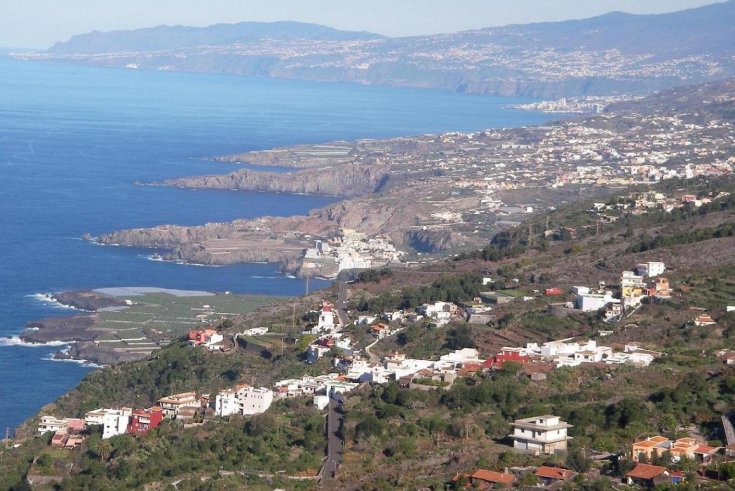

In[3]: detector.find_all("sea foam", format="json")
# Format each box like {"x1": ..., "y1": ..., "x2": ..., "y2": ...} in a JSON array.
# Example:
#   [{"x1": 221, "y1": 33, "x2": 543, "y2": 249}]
[{"x1": 0, "y1": 336, "x2": 70, "y2": 348}]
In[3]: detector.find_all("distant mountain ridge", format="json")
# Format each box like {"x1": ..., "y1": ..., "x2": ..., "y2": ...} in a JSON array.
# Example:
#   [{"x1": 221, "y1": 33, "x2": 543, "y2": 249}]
[
  {"x1": 24, "y1": 1, "x2": 735, "y2": 97},
  {"x1": 48, "y1": 21, "x2": 382, "y2": 54}
]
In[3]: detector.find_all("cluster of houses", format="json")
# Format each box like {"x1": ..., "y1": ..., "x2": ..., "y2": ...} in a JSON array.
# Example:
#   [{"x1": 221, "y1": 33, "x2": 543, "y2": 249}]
[
  {"x1": 299, "y1": 228, "x2": 403, "y2": 278},
  {"x1": 345, "y1": 348, "x2": 483, "y2": 387},
  {"x1": 453, "y1": 466, "x2": 575, "y2": 489},
  {"x1": 622, "y1": 435, "x2": 727, "y2": 487},
  {"x1": 493, "y1": 339, "x2": 659, "y2": 369},
  {"x1": 452, "y1": 426, "x2": 726, "y2": 488},
  {"x1": 38, "y1": 405, "x2": 164, "y2": 446},
  {"x1": 591, "y1": 190, "x2": 729, "y2": 218},
  {"x1": 564, "y1": 261, "x2": 669, "y2": 322},
  {"x1": 454, "y1": 415, "x2": 575, "y2": 488},
  {"x1": 357, "y1": 301, "x2": 469, "y2": 329},
  {"x1": 37, "y1": 417, "x2": 87, "y2": 449}
]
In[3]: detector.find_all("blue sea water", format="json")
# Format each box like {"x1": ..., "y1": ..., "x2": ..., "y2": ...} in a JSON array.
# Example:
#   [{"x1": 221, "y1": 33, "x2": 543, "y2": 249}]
[{"x1": 0, "y1": 56, "x2": 553, "y2": 433}]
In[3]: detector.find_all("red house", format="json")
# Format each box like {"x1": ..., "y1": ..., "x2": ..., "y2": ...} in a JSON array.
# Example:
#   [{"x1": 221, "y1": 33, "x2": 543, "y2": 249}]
[
  {"x1": 485, "y1": 349, "x2": 529, "y2": 369},
  {"x1": 127, "y1": 407, "x2": 163, "y2": 436},
  {"x1": 545, "y1": 288, "x2": 563, "y2": 296}
]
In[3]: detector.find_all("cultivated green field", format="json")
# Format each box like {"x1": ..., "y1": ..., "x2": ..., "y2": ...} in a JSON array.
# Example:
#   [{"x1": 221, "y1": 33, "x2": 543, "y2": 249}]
[{"x1": 93, "y1": 293, "x2": 281, "y2": 346}]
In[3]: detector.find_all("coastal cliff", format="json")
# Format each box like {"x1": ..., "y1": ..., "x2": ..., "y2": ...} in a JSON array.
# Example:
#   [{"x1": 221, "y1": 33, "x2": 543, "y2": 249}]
[
  {"x1": 94, "y1": 188, "x2": 465, "y2": 269},
  {"x1": 161, "y1": 162, "x2": 391, "y2": 198}
]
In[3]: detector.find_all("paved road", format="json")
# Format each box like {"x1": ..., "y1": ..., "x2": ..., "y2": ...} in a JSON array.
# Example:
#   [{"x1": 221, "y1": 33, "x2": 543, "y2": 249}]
[
  {"x1": 322, "y1": 394, "x2": 344, "y2": 482},
  {"x1": 364, "y1": 338, "x2": 380, "y2": 363}
]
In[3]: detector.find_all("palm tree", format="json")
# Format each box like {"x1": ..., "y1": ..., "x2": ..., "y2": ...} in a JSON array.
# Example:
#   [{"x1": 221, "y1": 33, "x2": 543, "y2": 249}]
[{"x1": 95, "y1": 438, "x2": 113, "y2": 462}]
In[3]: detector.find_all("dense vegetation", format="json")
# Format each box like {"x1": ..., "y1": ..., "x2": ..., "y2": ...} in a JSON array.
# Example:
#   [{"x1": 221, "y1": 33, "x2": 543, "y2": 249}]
[
  {"x1": 627, "y1": 221, "x2": 735, "y2": 253},
  {"x1": 355, "y1": 273, "x2": 484, "y2": 313}
]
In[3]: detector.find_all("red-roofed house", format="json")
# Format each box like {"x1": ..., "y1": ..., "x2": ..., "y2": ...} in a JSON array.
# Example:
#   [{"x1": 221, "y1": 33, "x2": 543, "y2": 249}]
[
  {"x1": 485, "y1": 348, "x2": 529, "y2": 369},
  {"x1": 626, "y1": 464, "x2": 666, "y2": 487},
  {"x1": 694, "y1": 444, "x2": 720, "y2": 464},
  {"x1": 535, "y1": 466, "x2": 574, "y2": 485},
  {"x1": 469, "y1": 469, "x2": 515, "y2": 489},
  {"x1": 626, "y1": 464, "x2": 683, "y2": 487}
]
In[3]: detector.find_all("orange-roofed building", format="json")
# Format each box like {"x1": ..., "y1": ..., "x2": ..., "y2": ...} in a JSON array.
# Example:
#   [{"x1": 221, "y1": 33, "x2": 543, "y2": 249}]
[
  {"x1": 626, "y1": 463, "x2": 667, "y2": 487},
  {"x1": 648, "y1": 277, "x2": 672, "y2": 299},
  {"x1": 632, "y1": 436, "x2": 702, "y2": 462},
  {"x1": 188, "y1": 328, "x2": 224, "y2": 348},
  {"x1": 694, "y1": 314, "x2": 716, "y2": 327},
  {"x1": 535, "y1": 466, "x2": 574, "y2": 484},
  {"x1": 694, "y1": 443, "x2": 720, "y2": 464},
  {"x1": 632, "y1": 435, "x2": 670, "y2": 461},
  {"x1": 469, "y1": 469, "x2": 515, "y2": 489},
  {"x1": 51, "y1": 432, "x2": 69, "y2": 448},
  {"x1": 158, "y1": 392, "x2": 199, "y2": 418}
]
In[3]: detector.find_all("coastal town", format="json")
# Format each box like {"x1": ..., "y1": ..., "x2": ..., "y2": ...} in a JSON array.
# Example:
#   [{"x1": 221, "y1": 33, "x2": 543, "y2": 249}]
[{"x1": 96, "y1": 78, "x2": 735, "y2": 273}]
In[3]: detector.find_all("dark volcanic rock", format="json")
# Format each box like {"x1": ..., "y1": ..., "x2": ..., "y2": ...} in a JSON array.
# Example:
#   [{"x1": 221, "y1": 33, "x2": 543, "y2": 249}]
[
  {"x1": 52, "y1": 290, "x2": 127, "y2": 311},
  {"x1": 22, "y1": 315, "x2": 98, "y2": 343},
  {"x1": 61, "y1": 341, "x2": 151, "y2": 366}
]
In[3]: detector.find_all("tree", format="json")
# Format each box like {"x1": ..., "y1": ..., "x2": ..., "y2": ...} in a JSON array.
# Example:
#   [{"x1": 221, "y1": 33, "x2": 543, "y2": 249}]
[
  {"x1": 565, "y1": 447, "x2": 592, "y2": 473},
  {"x1": 95, "y1": 438, "x2": 113, "y2": 462}
]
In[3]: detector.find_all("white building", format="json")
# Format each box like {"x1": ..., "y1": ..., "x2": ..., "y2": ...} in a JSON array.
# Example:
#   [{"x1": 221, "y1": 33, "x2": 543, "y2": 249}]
[
  {"x1": 338, "y1": 253, "x2": 372, "y2": 271},
  {"x1": 38, "y1": 416, "x2": 72, "y2": 434},
  {"x1": 101, "y1": 408, "x2": 133, "y2": 439},
  {"x1": 575, "y1": 291, "x2": 619, "y2": 312},
  {"x1": 317, "y1": 304, "x2": 336, "y2": 331},
  {"x1": 84, "y1": 408, "x2": 133, "y2": 439},
  {"x1": 273, "y1": 374, "x2": 340, "y2": 399},
  {"x1": 382, "y1": 311, "x2": 404, "y2": 322},
  {"x1": 215, "y1": 385, "x2": 273, "y2": 417},
  {"x1": 621, "y1": 271, "x2": 645, "y2": 288},
  {"x1": 242, "y1": 327, "x2": 269, "y2": 336},
  {"x1": 313, "y1": 395, "x2": 330, "y2": 410},
  {"x1": 636, "y1": 262, "x2": 666, "y2": 278},
  {"x1": 417, "y1": 302, "x2": 457, "y2": 325},
  {"x1": 439, "y1": 348, "x2": 483, "y2": 365},
  {"x1": 510, "y1": 415, "x2": 572, "y2": 455}
]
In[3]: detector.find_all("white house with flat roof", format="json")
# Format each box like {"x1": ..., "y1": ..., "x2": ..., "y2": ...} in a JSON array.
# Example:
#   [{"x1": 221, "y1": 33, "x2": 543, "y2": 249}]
[
  {"x1": 636, "y1": 262, "x2": 666, "y2": 278},
  {"x1": 101, "y1": 408, "x2": 133, "y2": 439},
  {"x1": 510, "y1": 415, "x2": 572, "y2": 455},
  {"x1": 215, "y1": 385, "x2": 273, "y2": 417}
]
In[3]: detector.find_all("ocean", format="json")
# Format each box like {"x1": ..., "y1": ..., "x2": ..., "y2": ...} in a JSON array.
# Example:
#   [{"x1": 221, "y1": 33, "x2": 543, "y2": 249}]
[{"x1": 0, "y1": 56, "x2": 552, "y2": 433}]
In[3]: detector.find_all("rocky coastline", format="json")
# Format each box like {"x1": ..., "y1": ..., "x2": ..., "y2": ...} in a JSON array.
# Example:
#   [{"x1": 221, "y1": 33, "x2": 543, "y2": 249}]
[{"x1": 159, "y1": 162, "x2": 391, "y2": 198}]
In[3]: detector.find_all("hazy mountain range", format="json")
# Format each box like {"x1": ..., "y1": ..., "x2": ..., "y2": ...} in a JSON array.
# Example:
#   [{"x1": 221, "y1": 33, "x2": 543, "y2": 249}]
[{"x1": 19, "y1": 1, "x2": 735, "y2": 97}]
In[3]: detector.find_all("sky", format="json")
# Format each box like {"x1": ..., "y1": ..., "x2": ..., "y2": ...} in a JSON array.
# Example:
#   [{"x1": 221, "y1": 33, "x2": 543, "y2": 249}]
[{"x1": 0, "y1": 0, "x2": 725, "y2": 49}]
